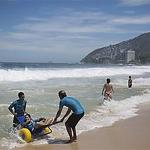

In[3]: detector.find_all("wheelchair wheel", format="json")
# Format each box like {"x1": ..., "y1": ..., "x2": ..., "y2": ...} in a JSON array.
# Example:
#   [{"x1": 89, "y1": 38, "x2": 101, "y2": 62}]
[{"x1": 18, "y1": 128, "x2": 32, "y2": 143}]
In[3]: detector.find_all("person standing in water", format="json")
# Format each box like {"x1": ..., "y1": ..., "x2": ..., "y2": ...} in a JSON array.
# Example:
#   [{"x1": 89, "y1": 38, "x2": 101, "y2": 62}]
[
  {"x1": 53, "y1": 90, "x2": 84, "y2": 143},
  {"x1": 102, "y1": 78, "x2": 114, "y2": 100},
  {"x1": 128, "y1": 76, "x2": 132, "y2": 88},
  {"x1": 8, "y1": 92, "x2": 27, "y2": 127}
]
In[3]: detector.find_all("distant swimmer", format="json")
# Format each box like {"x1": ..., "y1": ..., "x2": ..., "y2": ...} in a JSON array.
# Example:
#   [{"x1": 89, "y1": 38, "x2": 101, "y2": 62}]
[
  {"x1": 102, "y1": 78, "x2": 114, "y2": 101},
  {"x1": 128, "y1": 76, "x2": 132, "y2": 88}
]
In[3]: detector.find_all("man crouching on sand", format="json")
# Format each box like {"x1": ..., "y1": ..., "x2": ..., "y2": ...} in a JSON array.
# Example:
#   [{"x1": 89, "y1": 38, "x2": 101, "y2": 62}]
[{"x1": 53, "y1": 90, "x2": 84, "y2": 143}]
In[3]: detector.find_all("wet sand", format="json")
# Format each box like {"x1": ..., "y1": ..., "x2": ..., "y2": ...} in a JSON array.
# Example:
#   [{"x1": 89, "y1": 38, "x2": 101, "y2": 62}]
[{"x1": 16, "y1": 103, "x2": 150, "y2": 150}]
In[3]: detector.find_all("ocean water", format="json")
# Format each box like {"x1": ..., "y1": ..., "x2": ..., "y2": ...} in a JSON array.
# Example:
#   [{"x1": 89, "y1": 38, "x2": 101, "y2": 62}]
[{"x1": 0, "y1": 63, "x2": 150, "y2": 149}]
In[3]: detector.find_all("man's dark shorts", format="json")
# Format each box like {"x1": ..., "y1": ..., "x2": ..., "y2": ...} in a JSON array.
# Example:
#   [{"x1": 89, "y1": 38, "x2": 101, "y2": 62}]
[
  {"x1": 65, "y1": 112, "x2": 84, "y2": 128},
  {"x1": 13, "y1": 116, "x2": 19, "y2": 127},
  {"x1": 13, "y1": 114, "x2": 24, "y2": 127}
]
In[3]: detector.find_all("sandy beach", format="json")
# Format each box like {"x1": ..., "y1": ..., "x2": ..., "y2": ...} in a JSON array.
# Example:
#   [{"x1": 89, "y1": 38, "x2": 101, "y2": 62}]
[{"x1": 15, "y1": 102, "x2": 150, "y2": 150}]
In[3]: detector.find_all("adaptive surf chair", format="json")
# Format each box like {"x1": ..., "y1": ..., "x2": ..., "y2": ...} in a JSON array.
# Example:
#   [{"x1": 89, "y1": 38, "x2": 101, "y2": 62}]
[{"x1": 16, "y1": 115, "x2": 52, "y2": 143}]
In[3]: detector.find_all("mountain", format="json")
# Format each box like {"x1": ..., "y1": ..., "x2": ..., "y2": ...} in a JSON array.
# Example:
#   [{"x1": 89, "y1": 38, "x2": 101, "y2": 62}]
[{"x1": 81, "y1": 32, "x2": 150, "y2": 64}]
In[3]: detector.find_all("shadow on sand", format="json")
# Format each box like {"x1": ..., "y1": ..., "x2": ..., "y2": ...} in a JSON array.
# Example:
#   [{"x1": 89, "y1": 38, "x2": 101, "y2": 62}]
[{"x1": 47, "y1": 138, "x2": 69, "y2": 144}]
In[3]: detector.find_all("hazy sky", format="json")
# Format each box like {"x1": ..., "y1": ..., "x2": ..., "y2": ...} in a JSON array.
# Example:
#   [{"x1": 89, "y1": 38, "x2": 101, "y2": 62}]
[{"x1": 0, "y1": 0, "x2": 150, "y2": 63}]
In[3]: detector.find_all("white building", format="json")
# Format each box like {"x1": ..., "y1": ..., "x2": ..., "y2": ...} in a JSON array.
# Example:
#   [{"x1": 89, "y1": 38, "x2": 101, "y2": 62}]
[{"x1": 126, "y1": 50, "x2": 135, "y2": 63}]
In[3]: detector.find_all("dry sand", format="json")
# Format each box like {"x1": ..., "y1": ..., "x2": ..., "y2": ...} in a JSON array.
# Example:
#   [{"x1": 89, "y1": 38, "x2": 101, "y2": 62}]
[{"x1": 16, "y1": 103, "x2": 150, "y2": 150}]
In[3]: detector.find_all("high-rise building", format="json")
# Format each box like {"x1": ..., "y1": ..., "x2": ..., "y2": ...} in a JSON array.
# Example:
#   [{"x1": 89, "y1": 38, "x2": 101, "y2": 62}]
[{"x1": 126, "y1": 50, "x2": 135, "y2": 63}]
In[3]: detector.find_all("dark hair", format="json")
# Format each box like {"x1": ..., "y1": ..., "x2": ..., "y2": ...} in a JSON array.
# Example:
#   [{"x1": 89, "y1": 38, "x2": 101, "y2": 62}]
[
  {"x1": 129, "y1": 76, "x2": 131, "y2": 78},
  {"x1": 18, "y1": 92, "x2": 24, "y2": 98},
  {"x1": 107, "y1": 78, "x2": 110, "y2": 83},
  {"x1": 25, "y1": 113, "x2": 31, "y2": 118},
  {"x1": 24, "y1": 113, "x2": 31, "y2": 122},
  {"x1": 58, "y1": 90, "x2": 67, "y2": 99}
]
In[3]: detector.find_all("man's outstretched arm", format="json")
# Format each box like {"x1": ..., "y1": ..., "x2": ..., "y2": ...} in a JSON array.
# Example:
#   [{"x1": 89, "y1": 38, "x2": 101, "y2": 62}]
[
  {"x1": 53, "y1": 107, "x2": 63, "y2": 123},
  {"x1": 60, "y1": 108, "x2": 71, "y2": 122}
]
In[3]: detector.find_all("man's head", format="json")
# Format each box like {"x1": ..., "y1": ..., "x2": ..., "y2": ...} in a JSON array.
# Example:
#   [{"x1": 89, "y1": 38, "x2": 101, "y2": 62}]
[
  {"x1": 18, "y1": 92, "x2": 25, "y2": 99},
  {"x1": 24, "y1": 113, "x2": 31, "y2": 122},
  {"x1": 107, "y1": 78, "x2": 110, "y2": 83},
  {"x1": 129, "y1": 76, "x2": 131, "y2": 79},
  {"x1": 58, "y1": 90, "x2": 67, "y2": 99}
]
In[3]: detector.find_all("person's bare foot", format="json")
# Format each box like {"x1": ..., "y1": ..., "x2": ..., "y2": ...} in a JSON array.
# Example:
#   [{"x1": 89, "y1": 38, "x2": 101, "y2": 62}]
[
  {"x1": 65, "y1": 137, "x2": 77, "y2": 144},
  {"x1": 65, "y1": 139, "x2": 74, "y2": 143},
  {"x1": 72, "y1": 136, "x2": 77, "y2": 141}
]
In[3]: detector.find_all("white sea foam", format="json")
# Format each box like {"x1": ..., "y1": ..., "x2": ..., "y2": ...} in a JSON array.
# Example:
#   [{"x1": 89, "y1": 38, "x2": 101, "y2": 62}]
[
  {"x1": 2, "y1": 89, "x2": 150, "y2": 149},
  {"x1": 77, "y1": 89, "x2": 150, "y2": 133},
  {"x1": 0, "y1": 104, "x2": 9, "y2": 107},
  {"x1": 0, "y1": 135, "x2": 27, "y2": 150},
  {"x1": 114, "y1": 77, "x2": 150, "y2": 86},
  {"x1": 1, "y1": 65, "x2": 150, "y2": 149},
  {"x1": 0, "y1": 65, "x2": 150, "y2": 82}
]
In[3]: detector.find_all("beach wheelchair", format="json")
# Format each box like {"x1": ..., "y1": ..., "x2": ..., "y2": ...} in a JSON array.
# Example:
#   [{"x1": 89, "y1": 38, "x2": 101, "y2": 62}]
[{"x1": 15, "y1": 115, "x2": 52, "y2": 143}]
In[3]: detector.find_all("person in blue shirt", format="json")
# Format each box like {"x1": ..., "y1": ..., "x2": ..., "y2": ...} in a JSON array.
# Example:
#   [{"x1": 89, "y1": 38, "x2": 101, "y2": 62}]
[
  {"x1": 8, "y1": 92, "x2": 27, "y2": 127},
  {"x1": 53, "y1": 90, "x2": 84, "y2": 143},
  {"x1": 22, "y1": 113, "x2": 54, "y2": 133}
]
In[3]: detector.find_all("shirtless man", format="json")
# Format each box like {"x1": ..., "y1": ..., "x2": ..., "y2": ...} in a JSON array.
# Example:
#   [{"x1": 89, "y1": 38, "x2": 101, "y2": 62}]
[{"x1": 102, "y1": 78, "x2": 114, "y2": 100}]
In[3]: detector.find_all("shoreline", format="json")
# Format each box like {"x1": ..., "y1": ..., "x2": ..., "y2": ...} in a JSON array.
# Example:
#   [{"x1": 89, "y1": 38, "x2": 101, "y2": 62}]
[{"x1": 16, "y1": 102, "x2": 150, "y2": 150}]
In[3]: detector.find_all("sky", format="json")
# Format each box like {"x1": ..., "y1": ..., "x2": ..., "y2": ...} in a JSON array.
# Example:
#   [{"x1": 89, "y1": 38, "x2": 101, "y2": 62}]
[{"x1": 0, "y1": 0, "x2": 150, "y2": 63}]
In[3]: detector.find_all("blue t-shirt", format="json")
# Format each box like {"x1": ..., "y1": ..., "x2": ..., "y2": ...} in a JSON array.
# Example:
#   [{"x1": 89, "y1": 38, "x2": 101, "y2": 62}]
[
  {"x1": 25, "y1": 119, "x2": 37, "y2": 132},
  {"x1": 9, "y1": 99, "x2": 27, "y2": 116},
  {"x1": 59, "y1": 96, "x2": 84, "y2": 114}
]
